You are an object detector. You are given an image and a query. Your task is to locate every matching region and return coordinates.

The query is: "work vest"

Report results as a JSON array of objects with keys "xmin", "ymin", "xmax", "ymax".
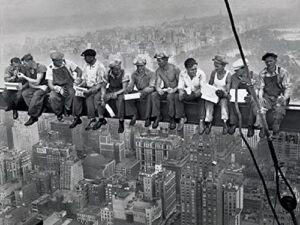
[
  {"xmin": 52, "ymin": 66, "xmax": 74, "ymax": 86},
  {"xmin": 264, "ymin": 75, "xmax": 283, "ymax": 97},
  {"xmin": 107, "ymin": 69, "xmax": 125, "ymax": 92}
]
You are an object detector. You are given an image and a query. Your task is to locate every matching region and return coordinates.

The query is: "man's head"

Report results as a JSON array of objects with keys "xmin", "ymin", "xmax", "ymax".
[
  {"xmin": 233, "ymin": 58, "xmax": 249, "ymax": 77},
  {"xmin": 109, "ymin": 59, "xmax": 122, "ymax": 75},
  {"xmin": 133, "ymin": 55, "xmax": 147, "ymax": 74},
  {"xmin": 21, "ymin": 53, "xmax": 35, "ymax": 69},
  {"xmin": 50, "ymin": 51, "xmax": 64, "ymax": 67},
  {"xmin": 262, "ymin": 52, "xmax": 277, "ymax": 71},
  {"xmin": 154, "ymin": 52, "xmax": 169, "ymax": 68},
  {"xmin": 81, "ymin": 49, "xmax": 97, "ymax": 65},
  {"xmin": 184, "ymin": 58, "xmax": 198, "ymax": 77},
  {"xmin": 10, "ymin": 57, "xmax": 22, "ymax": 69},
  {"xmin": 212, "ymin": 55, "xmax": 228, "ymax": 73}
]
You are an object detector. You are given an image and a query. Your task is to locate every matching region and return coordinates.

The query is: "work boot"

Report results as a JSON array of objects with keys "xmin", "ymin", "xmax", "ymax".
[
  {"xmin": 69, "ymin": 117, "xmax": 82, "ymax": 129},
  {"xmin": 177, "ymin": 118, "xmax": 186, "ymax": 131},
  {"xmin": 93, "ymin": 118, "xmax": 107, "ymax": 130},
  {"xmin": 198, "ymin": 120, "xmax": 205, "ymax": 135},
  {"xmin": 130, "ymin": 114, "xmax": 137, "ymax": 126},
  {"xmin": 145, "ymin": 118, "xmax": 151, "ymax": 127},
  {"xmin": 85, "ymin": 118, "xmax": 97, "ymax": 131},
  {"xmin": 205, "ymin": 122, "xmax": 212, "ymax": 134},
  {"xmin": 13, "ymin": 110, "xmax": 18, "ymax": 120},
  {"xmin": 118, "ymin": 120, "xmax": 125, "ymax": 133},
  {"xmin": 222, "ymin": 121, "xmax": 228, "ymax": 135},
  {"xmin": 169, "ymin": 117, "xmax": 176, "ymax": 130},
  {"xmin": 57, "ymin": 114, "xmax": 63, "ymax": 122},
  {"xmin": 24, "ymin": 116, "xmax": 38, "ymax": 126},
  {"xmin": 247, "ymin": 126, "xmax": 255, "ymax": 138},
  {"xmin": 259, "ymin": 128, "xmax": 265, "ymax": 138},
  {"xmin": 228, "ymin": 124, "xmax": 237, "ymax": 135},
  {"xmin": 152, "ymin": 117, "xmax": 160, "ymax": 129}
]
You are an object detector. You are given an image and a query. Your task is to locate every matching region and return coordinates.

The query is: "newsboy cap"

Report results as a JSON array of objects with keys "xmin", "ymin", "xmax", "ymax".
[
  {"xmin": 262, "ymin": 52, "xmax": 277, "ymax": 61},
  {"xmin": 212, "ymin": 55, "xmax": 228, "ymax": 65},
  {"xmin": 50, "ymin": 51, "xmax": 64, "ymax": 60},
  {"xmin": 81, "ymin": 49, "xmax": 97, "ymax": 57}
]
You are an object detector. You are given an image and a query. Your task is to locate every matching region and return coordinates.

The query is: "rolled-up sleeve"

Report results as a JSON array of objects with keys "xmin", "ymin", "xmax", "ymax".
[
  {"xmin": 199, "ymin": 70, "xmax": 207, "ymax": 87},
  {"xmin": 96, "ymin": 64, "xmax": 106, "ymax": 84},
  {"xmin": 281, "ymin": 69, "xmax": 291, "ymax": 98},
  {"xmin": 177, "ymin": 72, "xmax": 185, "ymax": 90},
  {"xmin": 45, "ymin": 66, "xmax": 53, "ymax": 80}
]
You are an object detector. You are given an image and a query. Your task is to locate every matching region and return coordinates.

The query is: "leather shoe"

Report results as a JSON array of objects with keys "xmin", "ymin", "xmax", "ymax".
[
  {"xmin": 69, "ymin": 117, "xmax": 82, "ymax": 129},
  {"xmin": 13, "ymin": 110, "xmax": 18, "ymax": 120},
  {"xmin": 228, "ymin": 124, "xmax": 237, "ymax": 135},
  {"xmin": 145, "ymin": 118, "xmax": 151, "ymax": 127},
  {"xmin": 199, "ymin": 120, "xmax": 205, "ymax": 135},
  {"xmin": 85, "ymin": 119, "xmax": 97, "ymax": 131},
  {"xmin": 130, "ymin": 114, "xmax": 137, "ymax": 126},
  {"xmin": 222, "ymin": 121, "xmax": 228, "ymax": 135},
  {"xmin": 169, "ymin": 118, "xmax": 176, "ymax": 130},
  {"xmin": 259, "ymin": 128, "xmax": 265, "ymax": 138},
  {"xmin": 57, "ymin": 114, "xmax": 63, "ymax": 122},
  {"xmin": 24, "ymin": 116, "xmax": 38, "ymax": 126},
  {"xmin": 152, "ymin": 117, "xmax": 160, "ymax": 129},
  {"xmin": 93, "ymin": 118, "xmax": 107, "ymax": 130},
  {"xmin": 118, "ymin": 120, "xmax": 125, "ymax": 133},
  {"xmin": 205, "ymin": 122, "xmax": 212, "ymax": 134},
  {"xmin": 247, "ymin": 126, "xmax": 255, "ymax": 137},
  {"xmin": 177, "ymin": 118, "xmax": 186, "ymax": 131}
]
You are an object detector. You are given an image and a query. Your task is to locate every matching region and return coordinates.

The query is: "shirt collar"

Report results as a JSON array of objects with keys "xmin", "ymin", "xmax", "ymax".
[
  {"xmin": 86, "ymin": 59, "xmax": 97, "ymax": 68},
  {"xmin": 263, "ymin": 65, "xmax": 279, "ymax": 75}
]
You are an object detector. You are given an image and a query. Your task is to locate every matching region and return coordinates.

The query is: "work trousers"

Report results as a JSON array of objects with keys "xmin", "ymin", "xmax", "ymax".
[
  {"xmin": 175, "ymin": 92, "xmax": 205, "ymax": 119},
  {"xmin": 49, "ymin": 86, "xmax": 75, "ymax": 116},
  {"xmin": 73, "ymin": 92, "xmax": 102, "ymax": 119},
  {"xmin": 229, "ymin": 100, "xmax": 256, "ymax": 127},
  {"xmin": 22, "ymin": 88, "xmax": 49, "ymax": 118},
  {"xmin": 205, "ymin": 98, "xmax": 229, "ymax": 122},
  {"xmin": 126, "ymin": 91, "xmax": 152, "ymax": 119},
  {"xmin": 2, "ymin": 89, "xmax": 23, "ymax": 110},
  {"xmin": 151, "ymin": 92, "xmax": 177, "ymax": 118}
]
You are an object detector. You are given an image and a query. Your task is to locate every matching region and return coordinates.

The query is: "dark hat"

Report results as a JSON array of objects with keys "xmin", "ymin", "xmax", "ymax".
[
  {"xmin": 262, "ymin": 52, "xmax": 277, "ymax": 61},
  {"xmin": 184, "ymin": 58, "xmax": 198, "ymax": 69},
  {"xmin": 212, "ymin": 55, "xmax": 228, "ymax": 65},
  {"xmin": 21, "ymin": 53, "xmax": 33, "ymax": 61},
  {"xmin": 81, "ymin": 49, "xmax": 97, "ymax": 57},
  {"xmin": 10, "ymin": 57, "xmax": 21, "ymax": 64}
]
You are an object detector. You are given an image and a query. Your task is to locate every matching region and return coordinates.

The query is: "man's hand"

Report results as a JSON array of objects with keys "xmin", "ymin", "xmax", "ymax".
[
  {"xmin": 140, "ymin": 91, "xmax": 147, "ymax": 99},
  {"xmin": 54, "ymin": 85, "xmax": 62, "ymax": 94},
  {"xmin": 39, "ymin": 85, "xmax": 48, "ymax": 92},
  {"xmin": 74, "ymin": 77, "xmax": 82, "ymax": 85},
  {"xmin": 194, "ymin": 89, "xmax": 202, "ymax": 98},
  {"xmin": 167, "ymin": 88, "xmax": 176, "ymax": 94},
  {"xmin": 17, "ymin": 72, "xmax": 26, "ymax": 79},
  {"xmin": 179, "ymin": 92, "xmax": 185, "ymax": 101},
  {"xmin": 215, "ymin": 90, "xmax": 225, "ymax": 98},
  {"xmin": 84, "ymin": 89, "xmax": 92, "ymax": 97},
  {"xmin": 244, "ymin": 95, "xmax": 252, "ymax": 103},
  {"xmin": 158, "ymin": 89, "xmax": 165, "ymax": 96}
]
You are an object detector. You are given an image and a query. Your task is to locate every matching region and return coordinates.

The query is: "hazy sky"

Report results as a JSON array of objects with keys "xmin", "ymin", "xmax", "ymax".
[{"xmin": 0, "ymin": 0, "xmax": 299, "ymax": 43}]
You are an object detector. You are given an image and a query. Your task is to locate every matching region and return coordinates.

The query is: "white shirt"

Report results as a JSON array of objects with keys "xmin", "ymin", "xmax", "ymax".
[
  {"xmin": 83, "ymin": 60, "xmax": 106, "ymax": 88},
  {"xmin": 178, "ymin": 69, "xmax": 206, "ymax": 93},
  {"xmin": 213, "ymin": 70, "xmax": 230, "ymax": 91},
  {"xmin": 45, "ymin": 60, "xmax": 79, "ymax": 80}
]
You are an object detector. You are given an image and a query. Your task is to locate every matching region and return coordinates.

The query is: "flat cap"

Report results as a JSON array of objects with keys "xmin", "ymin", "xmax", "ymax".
[
  {"xmin": 109, "ymin": 59, "xmax": 122, "ymax": 68},
  {"xmin": 212, "ymin": 55, "xmax": 228, "ymax": 65},
  {"xmin": 232, "ymin": 58, "xmax": 249, "ymax": 70},
  {"xmin": 21, "ymin": 53, "xmax": 33, "ymax": 61},
  {"xmin": 133, "ymin": 55, "xmax": 147, "ymax": 65},
  {"xmin": 154, "ymin": 52, "xmax": 170, "ymax": 59},
  {"xmin": 81, "ymin": 49, "xmax": 96, "ymax": 57},
  {"xmin": 50, "ymin": 51, "xmax": 64, "ymax": 60},
  {"xmin": 262, "ymin": 52, "xmax": 277, "ymax": 61}
]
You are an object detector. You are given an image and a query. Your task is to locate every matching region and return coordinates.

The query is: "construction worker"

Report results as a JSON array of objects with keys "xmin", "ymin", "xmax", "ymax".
[
  {"xmin": 228, "ymin": 58, "xmax": 258, "ymax": 136},
  {"xmin": 96, "ymin": 58, "xmax": 131, "ymax": 133},
  {"xmin": 205, "ymin": 55, "xmax": 231, "ymax": 135},
  {"xmin": 70, "ymin": 49, "xmax": 106, "ymax": 130},
  {"xmin": 18, "ymin": 54, "xmax": 48, "ymax": 126},
  {"xmin": 257, "ymin": 52, "xmax": 291, "ymax": 137},
  {"xmin": 151, "ymin": 52, "xmax": 180, "ymax": 130},
  {"xmin": 176, "ymin": 58, "xmax": 206, "ymax": 133},
  {"xmin": 46, "ymin": 51, "xmax": 82, "ymax": 121},
  {"xmin": 126, "ymin": 55, "xmax": 156, "ymax": 127},
  {"xmin": 3, "ymin": 57, "xmax": 29, "ymax": 119}
]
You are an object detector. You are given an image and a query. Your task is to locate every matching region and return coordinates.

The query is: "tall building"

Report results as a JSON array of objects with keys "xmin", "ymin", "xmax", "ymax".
[
  {"xmin": 136, "ymin": 132, "xmax": 184, "ymax": 171},
  {"xmin": 99, "ymin": 131, "xmax": 125, "ymax": 163},
  {"xmin": 223, "ymin": 183, "xmax": 244, "ymax": 225},
  {"xmin": 0, "ymin": 123, "xmax": 8, "ymax": 147},
  {"xmin": 12, "ymin": 116, "xmax": 39, "ymax": 153},
  {"xmin": 59, "ymin": 160, "xmax": 84, "ymax": 191}
]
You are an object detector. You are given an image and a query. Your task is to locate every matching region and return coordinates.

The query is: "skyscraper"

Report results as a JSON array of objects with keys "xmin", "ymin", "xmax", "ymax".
[{"xmin": 59, "ymin": 160, "xmax": 84, "ymax": 191}]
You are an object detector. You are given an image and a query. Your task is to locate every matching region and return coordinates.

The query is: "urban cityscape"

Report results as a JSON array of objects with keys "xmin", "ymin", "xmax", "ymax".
[{"xmin": 1, "ymin": 1, "xmax": 300, "ymax": 225}]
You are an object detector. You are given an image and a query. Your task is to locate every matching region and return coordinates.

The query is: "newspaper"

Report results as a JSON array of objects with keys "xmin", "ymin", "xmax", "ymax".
[
  {"xmin": 4, "ymin": 82, "xmax": 23, "ymax": 90},
  {"xmin": 124, "ymin": 92, "xmax": 141, "ymax": 100},
  {"xmin": 201, "ymin": 84, "xmax": 219, "ymax": 104},
  {"xmin": 229, "ymin": 89, "xmax": 248, "ymax": 103}
]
